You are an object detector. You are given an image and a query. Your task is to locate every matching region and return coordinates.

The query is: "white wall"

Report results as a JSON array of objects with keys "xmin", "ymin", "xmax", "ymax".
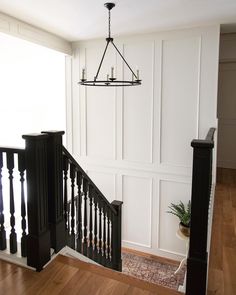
[
  {"xmin": 217, "ymin": 33, "xmax": 236, "ymax": 168},
  {"xmin": 70, "ymin": 25, "xmax": 219, "ymax": 260}
]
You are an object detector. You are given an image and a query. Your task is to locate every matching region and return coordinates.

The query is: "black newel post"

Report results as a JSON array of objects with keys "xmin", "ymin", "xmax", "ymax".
[
  {"xmin": 22, "ymin": 134, "xmax": 51, "ymax": 271},
  {"xmin": 186, "ymin": 139, "xmax": 214, "ymax": 295},
  {"xmin": 111, "ymin": 200, "xmax": 123, "ymax": 271},
  {"xmin": 42, "ymin": 131, "xmax": 66, "ymax": 252}
]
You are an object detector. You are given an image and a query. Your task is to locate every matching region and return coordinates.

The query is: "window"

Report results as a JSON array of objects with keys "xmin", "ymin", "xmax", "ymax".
[{"xmin": 0, "ymin": 33, "xmax": 66, "ymax": 147}]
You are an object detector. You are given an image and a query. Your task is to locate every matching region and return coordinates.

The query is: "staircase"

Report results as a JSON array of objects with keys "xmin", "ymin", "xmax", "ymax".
[
  {"xmin": 0, "ymin": 128, "xmax": 216, "ymax": 295},
  {"xmin": 0, "ymin": 131, "xmax": 122, "ymax": 272}
]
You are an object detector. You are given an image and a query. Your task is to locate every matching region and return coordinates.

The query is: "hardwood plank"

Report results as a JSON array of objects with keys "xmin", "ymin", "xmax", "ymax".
[
  {"xmin": 25, "ymin": 261, "xmax": 78, "ymax": 294},
  {"xmin": 223, "ymin": 247, "xmax": 236, "ymax": 295},
  {"xmin": 223, "ymin": 223, "xmax": 236, "ymax": 248},
  {"xmin": 59, "ymin": 269, "xmax": 130, "ymax": 295},
  {"xmin": 126, "ymin": 286, "xmax": 152, "ymax": 295},
  {"xmin": 208, "ymin": 168, "xmax": 236, "ymax": 294},
  {"xmin": 223, "ymin": 199, "xmax": 233, "ymax": 224},
  {"xmin": 207, "ymin": 268, "xmax": 224, "ymax": 295},
  {"xmin": 229, "ymin": 186, "xmax": 236, "ymax": 208},
  {"xmin": 0, "ymin": 259, "xmax": 19, "ymax": 282},
  {"xmin": 234, "ymin": 208, "xmax": 236, "ymax": 235}
]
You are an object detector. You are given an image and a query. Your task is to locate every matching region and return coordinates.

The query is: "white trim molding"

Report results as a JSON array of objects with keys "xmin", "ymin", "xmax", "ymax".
[{"xmin": 0, "ymin": 11, "xmax": 72, "ymax": 55}]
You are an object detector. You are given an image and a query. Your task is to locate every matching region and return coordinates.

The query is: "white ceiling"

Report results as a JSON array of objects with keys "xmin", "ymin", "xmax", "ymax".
[{"xmin": 0, "ymin": 0, "xmax": 236, "ymax": 41}]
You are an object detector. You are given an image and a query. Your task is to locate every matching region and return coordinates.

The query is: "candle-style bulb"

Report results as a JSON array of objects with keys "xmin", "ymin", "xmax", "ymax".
[
  {"xmin": 111, "ymin": 66, "xmax": 114, "ymax": 79},
  {"xmin": 136, "ymin": 69, "xmax": 139, "ymax": 80},
  {"xmin": 107, "ymin": 74, "xmax": 109, "ymax": 81},
  {"xmin": 82, "ymin": 68, "xmax": 85, "ymax": 80}
]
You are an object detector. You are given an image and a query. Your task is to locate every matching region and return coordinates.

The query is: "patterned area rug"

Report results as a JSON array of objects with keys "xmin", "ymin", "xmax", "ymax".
[{"xmin": 122, "ymin": 252, "xmax": 185, "ymax": 290}]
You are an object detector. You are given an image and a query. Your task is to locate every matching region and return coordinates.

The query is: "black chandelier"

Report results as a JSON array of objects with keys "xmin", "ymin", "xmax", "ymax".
[{"xmin": 79, "ymin": 2, "xmax": 141, "ymax": 87}]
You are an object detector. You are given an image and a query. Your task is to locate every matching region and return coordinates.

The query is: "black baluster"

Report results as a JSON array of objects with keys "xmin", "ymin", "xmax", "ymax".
[
  {"xmin": 0, "ymin": 152, "xmax": 6, "ymax": 250},
  {"xmin": 107, "ymin": 209, "xmax": 111, "ymax": 265},
  {"xmin": 68, "ymin": 201, "xmax": 71, "ymax": 235},
  {"xmin": 70, "ymin": 163, "xmax": 75, "ymax": 249},
  {"xmin": 103, "ymin": 205, "xmax": 107, "ymax": 266},
  {"xmin": 18, "ymin": 152, "xmax": 27, "ymax": 257},
  {"xmin": 98, "ymin": 199, "xmax": 103, "ymax": 263},
  {"xmin": 110, "ymin": 212, "xmax": 113, "ymax": 266},
  {"xmin": 76, "ymin": 171, "xmax": 82, "ymax": 252},
  {"xmin": 88, "ymin": 184, "xmax": 93, "ymax": 259},
  {"xmin": 93, "ymin": 193, "xmax": 98, "ymax": 262},
  {"xmin": 63, "ymin": 155, "xmax": 69, "ymax": 240},
  {"xmin": 7, "ymin": 152, "xmax": 17, "ymax": 254},
  {"xmin": 83, "ymin": 178, "xmax": 88, "ymax": 256}
]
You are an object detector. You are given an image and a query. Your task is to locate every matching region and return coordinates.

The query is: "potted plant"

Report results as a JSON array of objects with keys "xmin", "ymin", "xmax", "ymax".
[{"xmin": 167, "ymin": 200, "xmax": 191, "ymax": 237}]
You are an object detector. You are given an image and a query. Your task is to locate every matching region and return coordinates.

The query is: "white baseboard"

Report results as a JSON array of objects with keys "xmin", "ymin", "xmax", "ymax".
[{"xmin": 58, "ymin": 246, "xmax": 100, "ymax": 266}]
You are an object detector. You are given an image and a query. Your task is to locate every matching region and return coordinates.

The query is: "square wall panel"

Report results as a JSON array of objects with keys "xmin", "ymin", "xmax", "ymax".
[
  {"xmin": 122, "ymin": 41, "xmax": 154, "ymax": 164},
  {"xmin": 122, "ymin": 175, "xmax": 152, "ymax": 248},
  {"xmin": 160, "ymin": 36, "xmax": 201, "ymax": 167}
]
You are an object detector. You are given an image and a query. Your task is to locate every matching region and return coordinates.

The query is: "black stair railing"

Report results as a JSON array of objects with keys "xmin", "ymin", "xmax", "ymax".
[
  {"xmin": 186, "ymin": 127, "xmax": 216, "ymax": 295},
  {"xmin": 62, "ymin": 145, "xmax": 123, "ymax": 271},
  {"xmin": 41, "ymin": 131, "xmax": 123, "ymax": 271},
  {"xmin": 0, "ymin": 131, "xmax": 122, "ymax": 272}
]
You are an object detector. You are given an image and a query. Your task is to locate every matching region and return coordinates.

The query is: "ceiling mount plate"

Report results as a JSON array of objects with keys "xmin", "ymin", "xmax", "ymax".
[{"xmin": 104, "ymin": 2, "xmax": 115, "ymax": 10}]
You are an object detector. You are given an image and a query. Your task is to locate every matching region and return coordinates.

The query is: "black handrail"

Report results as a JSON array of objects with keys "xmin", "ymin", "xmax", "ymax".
[
  {"xmin": 205, "ymin": 127, "xmax": 215, "ymax": 141},
  {"xmin": 62, "ymin": 146, "xmax": 117, "ymax": 215}
]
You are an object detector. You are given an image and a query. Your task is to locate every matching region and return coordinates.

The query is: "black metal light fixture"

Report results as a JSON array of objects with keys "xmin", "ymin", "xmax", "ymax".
[{"xmin": 79, "ymin": 2, "xmax": 141, "ymax": 87}]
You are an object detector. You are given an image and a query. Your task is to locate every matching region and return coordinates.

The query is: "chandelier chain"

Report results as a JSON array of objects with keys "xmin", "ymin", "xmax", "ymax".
[{"xmin": 108, "ymin": 9, "xmax": 111, "ymax": 38}]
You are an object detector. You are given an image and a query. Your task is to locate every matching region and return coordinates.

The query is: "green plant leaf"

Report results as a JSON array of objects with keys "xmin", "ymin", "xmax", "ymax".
[{"xmin": 166, "ymin": 200, "xmax": 191, "ymax": 226}]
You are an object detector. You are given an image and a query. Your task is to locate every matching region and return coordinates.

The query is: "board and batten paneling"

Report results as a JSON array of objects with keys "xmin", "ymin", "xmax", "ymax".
[
  {"xmin": 71, "ymin": 25, "xmax": 219, "ymax": 260},
  {"xmin": 160, "ymin": 36, "xmax": 200, "ymax": 168},
  {"xmin": 122, "ymin": 41, "xmax": 154, "ymax": 164},
  {"xmin": 122, "ymin": 175, "xmax": 153, "ymax": 249},
  {"xmin": 79, "ymin": 45, "xmax": 117, "ymax": 160}
]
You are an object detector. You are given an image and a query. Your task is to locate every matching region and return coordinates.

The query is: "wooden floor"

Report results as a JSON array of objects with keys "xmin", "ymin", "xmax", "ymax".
[
  {"xmin": 208, "ymin": 168, "xmax": 236, "ymax": 295},
  {"xmin": 0, "ymin": 254, "xmax": 181, "ymax": 295}
]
